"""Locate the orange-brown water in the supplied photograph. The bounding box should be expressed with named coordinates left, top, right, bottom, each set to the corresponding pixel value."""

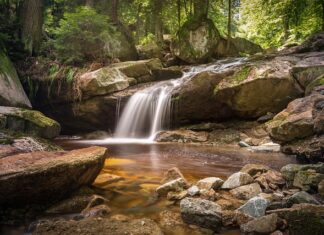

left=54, top=141, right=297, bottom=235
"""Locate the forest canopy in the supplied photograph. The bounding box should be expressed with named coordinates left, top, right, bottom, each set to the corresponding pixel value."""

left=0, top=0, right=323, bottom=63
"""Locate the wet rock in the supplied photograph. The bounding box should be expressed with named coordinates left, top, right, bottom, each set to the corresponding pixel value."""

left=161, top=167, right=187, bottom=184
left=0, top=146, right=107, bottom=206
left=197, top=177, right=224, bottom=190
left=167, top=190, right=188, bottom=201
left=281, top=133, right=324, bottom=163
left=199, top=189, right=218, bottom=201
left=221, top=172, right=254, bottom=189
left=180, top=197, right=222, bottom=231
left=247, top=142, right=281, bottom=153
left=240, top=214, right=278, bottom=234
left=188, top=185, right=200, bottom=196
left=46, top=195, right=92, bottom=214
left=267, top=203, right=324, bottom=235
left=287, top=191, right=320, bottom=206
left=156, top=178, right=188, bottom=196
left=230, top=183, right=262, bottom=200
left=155, top=130, right=208, bottom=143
left=0, top=106, right=61, bottom=139
left=238, top=141, right=250, bottom=147
left=221, top=210, right=253, bottom=227
left=93, top=173, right=124, bottom=187
left=159, top=210, right=184, bottom=228
left=281, top=163, right=324, bottom=187
left=238, top=196, right=270, bottom=218
left=257, top=113, right=275, bottom=123
left=33, top=218, right=163, bottom=235
left=185, top=122, right=226, bottom=132
left=293, top=170, right=324, bottom=191
left=240, top=164, right=270, bottom=177
left=152, top=67, right=183, bottom=81
left=81, top=204, right=111, bottom=218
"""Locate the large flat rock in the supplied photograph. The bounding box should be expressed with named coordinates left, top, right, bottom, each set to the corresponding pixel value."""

left=0, top=146, right=107, bottom=206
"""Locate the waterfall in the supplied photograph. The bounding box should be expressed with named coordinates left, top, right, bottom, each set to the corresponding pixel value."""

left=113, top=58, right=246, bottom=142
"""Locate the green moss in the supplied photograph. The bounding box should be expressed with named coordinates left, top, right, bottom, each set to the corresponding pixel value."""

left=19, top=109, right=59, bottom=128
left=232, top=66, right=252, bottom=83
left=305, top=75, right=324, bottom=94
left=287, top=211, right=324, bottom=235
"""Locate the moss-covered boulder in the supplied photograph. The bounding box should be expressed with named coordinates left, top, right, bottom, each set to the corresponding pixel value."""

left=0, top=106, right=61, bottom=139
left=267, top=94, right=324, bottom=142
left=172, top=18, right=221, bottom=64
left=0, top=49, right=31, bottom=108
left=231, top=37, right=263, bottom=55
left=214, top=58, right=303, bottom=118
left=305, top=74, right=324, bottom=95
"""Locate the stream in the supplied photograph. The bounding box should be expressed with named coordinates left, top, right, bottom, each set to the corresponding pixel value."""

left=54, top=140, right=297, bottom=235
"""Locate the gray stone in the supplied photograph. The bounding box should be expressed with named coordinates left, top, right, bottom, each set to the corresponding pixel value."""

left=247, top=143, right=281, bottom=153
left=230, top=183, right=262, bottom=200
left=238, top=141, right=250, bottom=147
left=222, top=172, right=254, bottom=189
left=197, top=177, right=224, bottom=190
left=156, top=178, right=187, bottom=196
left=187, top=186, right=200, bottom=196
left=238, top=196, right=270, bottom=218
left=240, top=214, right=278, bottom=234
left=287, top=191, right=320, bottom=206
left=180, top=197, right=222, bottom=231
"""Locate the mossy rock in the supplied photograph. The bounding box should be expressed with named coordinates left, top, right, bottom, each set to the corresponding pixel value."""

left=305, top=74, right=324, bottom=95
left=286, top=210, right=324, bottom=235
left=172, top=18, right=221, bottom=64
left=0, top=106, right=61, bottom=139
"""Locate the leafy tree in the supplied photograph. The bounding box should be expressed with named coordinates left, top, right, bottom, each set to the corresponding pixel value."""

left=51, top=6, right=119, bottom=64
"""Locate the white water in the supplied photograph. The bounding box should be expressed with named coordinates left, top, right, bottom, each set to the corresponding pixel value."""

left=86, top=58, right=246, bottom=144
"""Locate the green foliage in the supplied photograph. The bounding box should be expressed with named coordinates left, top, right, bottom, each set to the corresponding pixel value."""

left=51, top=6, right=118, bottom=64
left=238, top=0, right=323, bottom=48
left=139, top=33, right=155, bottom=45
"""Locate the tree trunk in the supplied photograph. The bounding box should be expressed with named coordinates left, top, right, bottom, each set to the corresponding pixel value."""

left=193, top=0, right=208, bottom=19
left=153, top=0, right=163, bottom=44
left=227, top=0, right=232, bottom=51
left=111, top=0, right=118, bottom=23
left=283, top=15, right=290, bottom=42
left=20, top=0, right=43, bottom=55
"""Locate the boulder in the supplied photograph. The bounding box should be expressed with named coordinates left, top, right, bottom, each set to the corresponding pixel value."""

left=231, top=37, right=263, bottom=55
left=137, top=42, right=163, bottom=60
left=156, top=178, right=188, bottom=196
left=0, top=49, right=31, bottom=108
left=281, top=163, right=324, bottom=187
left=161, top=167, right=187, bottom=184
left=281, top=135, right=324, bottom=162
left=293, top=170, right=324, bottom=191
left=0, top=146, right=107, bottom=206
left=172, top=18, right=221, bottom=64
left=221, top=172, right=254, bottom=189
left=214, top=58, right=303, bottom=118
left=230, top=183, right=262, bottom=200
left=267, top=94, right=324, bottom=142
left=305, top=74, right=324, bottom=95
left=155, top=130, right=208, bottom=143
left=240, top=214, right=278, bottom=234
left=33, top=218, right=163, bottom=235
left=0, top=106, right=61, bottom=139
left=267, top=203, right=324, bottom=235
left=180, top=197, right=222, bottom=231
left=196, top=177, right=224, bottom=190
left=287, top=191, right=320, bottom=206
left=238, top=196, right=270, bottom=218
left=240, top=164, right=270, bottom=176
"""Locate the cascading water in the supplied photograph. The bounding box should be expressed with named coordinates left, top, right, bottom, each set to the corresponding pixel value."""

left=83, top=58, right=246, bottom=144
left=113, top=58, right=246, bottom=142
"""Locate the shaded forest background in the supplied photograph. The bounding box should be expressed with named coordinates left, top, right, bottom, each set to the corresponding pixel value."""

left=0, top=0, right=323, bottom=65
